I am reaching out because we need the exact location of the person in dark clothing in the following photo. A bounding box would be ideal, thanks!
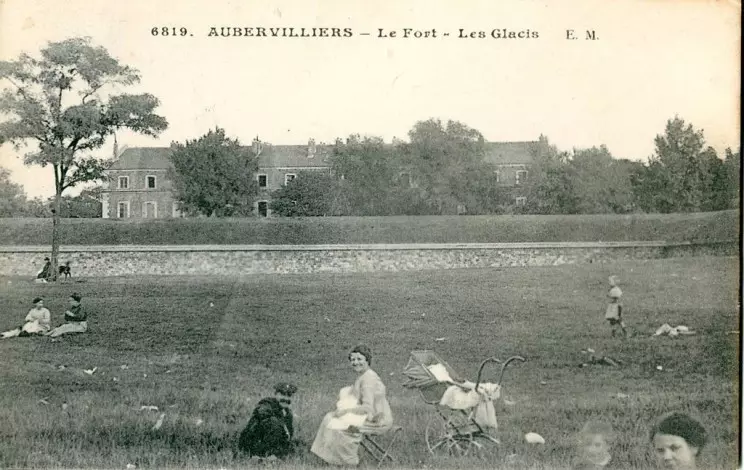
[36,257,51,282]
[46,292,88,337]
[238,383,298,459]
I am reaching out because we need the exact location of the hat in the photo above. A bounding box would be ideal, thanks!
[609,286,623,298]
[608,276,618,287]
[274,382,298,397]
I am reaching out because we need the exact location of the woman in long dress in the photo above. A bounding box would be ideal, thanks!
[311,344,393,466]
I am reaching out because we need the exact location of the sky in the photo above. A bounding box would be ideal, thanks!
[0,0,740,198]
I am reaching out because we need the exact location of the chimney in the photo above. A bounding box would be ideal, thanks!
[112,133,118,159]
[252,136,263,156]
[307,138,316,158]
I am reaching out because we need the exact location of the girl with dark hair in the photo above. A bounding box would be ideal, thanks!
[650,412,707,470]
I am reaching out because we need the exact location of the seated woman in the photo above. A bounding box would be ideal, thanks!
[46,292,88,338]
[1,297,51,338]
[311,345,393,466]
[35,257,51,283]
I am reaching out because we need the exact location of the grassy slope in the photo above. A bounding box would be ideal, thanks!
[0,257,739,469]
[0,210,738,245]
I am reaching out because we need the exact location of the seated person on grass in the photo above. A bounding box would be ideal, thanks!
[35,257,51,283]
[46,292,88,338]
[1,297,51,338]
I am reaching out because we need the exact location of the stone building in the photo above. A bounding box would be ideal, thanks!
[102,139,533,218]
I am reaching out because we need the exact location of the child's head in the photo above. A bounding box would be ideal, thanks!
[32,297,44,308]
[273,382,297,407]
[609,286,622,302]
[69,292,82,306]
[578,421,614,463]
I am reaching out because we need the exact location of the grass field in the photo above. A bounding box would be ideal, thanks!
[0,257,739,469]
[0,210,738,245]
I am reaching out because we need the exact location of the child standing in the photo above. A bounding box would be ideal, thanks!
[573,420,619,470]
[605,276,627,338]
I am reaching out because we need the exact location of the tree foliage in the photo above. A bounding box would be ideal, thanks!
[269,170,337,217]
[404,119,496,214]
[169,128,259,217]
[0,37,167,276]
[329,135,403,215]
[0,166,29,217]
[632,116,733,213]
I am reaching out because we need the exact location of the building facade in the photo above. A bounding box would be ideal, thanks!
[102,139,533,218]
[102,148,179,219]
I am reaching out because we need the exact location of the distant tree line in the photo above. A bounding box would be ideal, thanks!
[0,167,103,218]
[267,116,740,216]
[2,116,738,218]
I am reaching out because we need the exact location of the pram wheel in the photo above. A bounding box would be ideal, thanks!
[425,409,498,457]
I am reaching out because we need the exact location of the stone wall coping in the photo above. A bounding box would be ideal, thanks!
[0,240,735,253]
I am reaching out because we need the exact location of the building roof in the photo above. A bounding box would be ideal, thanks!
[107,140,535,171]
[108,147,173,170]
[483,141,535,166]
[258,143,332,168]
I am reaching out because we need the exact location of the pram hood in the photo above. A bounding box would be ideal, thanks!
[402,350,464,389]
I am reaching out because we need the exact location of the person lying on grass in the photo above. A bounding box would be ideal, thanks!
[46,292,88,338]
[237,382,299,460]
[1,297,51,338]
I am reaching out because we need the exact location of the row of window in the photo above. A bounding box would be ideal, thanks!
[116,170,527,192]
[118,175,157,190]
[499,169,528,185]
[116,201,184,218]
[259,170,528,188]
[115,196,526,219]
[257,173,295,188]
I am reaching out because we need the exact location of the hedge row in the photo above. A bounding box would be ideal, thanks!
[0,211,737,245]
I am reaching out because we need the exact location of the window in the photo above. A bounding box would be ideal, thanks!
[117,201,130,218]
[515,196,527,207]
[143,201,157,218]
[146,175,157,189]
[118,176,129,189]
[284,173,297,186]
[516,170,528,185]
[172,202,183,218]
[257,201,268,217]
[258,174,268,188]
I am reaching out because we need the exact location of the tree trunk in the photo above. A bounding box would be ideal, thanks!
[49,190,61,282]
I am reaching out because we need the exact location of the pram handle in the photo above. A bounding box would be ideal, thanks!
[474,357,501,391]
[474,355,527,391]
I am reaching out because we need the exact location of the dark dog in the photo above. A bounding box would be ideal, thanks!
[59,262,71,280]
[238,383,298,459]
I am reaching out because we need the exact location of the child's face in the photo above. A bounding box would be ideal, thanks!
[34,300,44,309]
[69,297,80,307]
[581,434,610,462]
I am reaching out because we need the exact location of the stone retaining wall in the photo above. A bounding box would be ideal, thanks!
[0,241,736,277]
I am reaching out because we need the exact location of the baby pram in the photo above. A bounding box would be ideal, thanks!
[403,350,525,456]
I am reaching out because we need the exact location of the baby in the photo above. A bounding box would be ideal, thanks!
[573,421,618,470]
[326,386,368,431]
